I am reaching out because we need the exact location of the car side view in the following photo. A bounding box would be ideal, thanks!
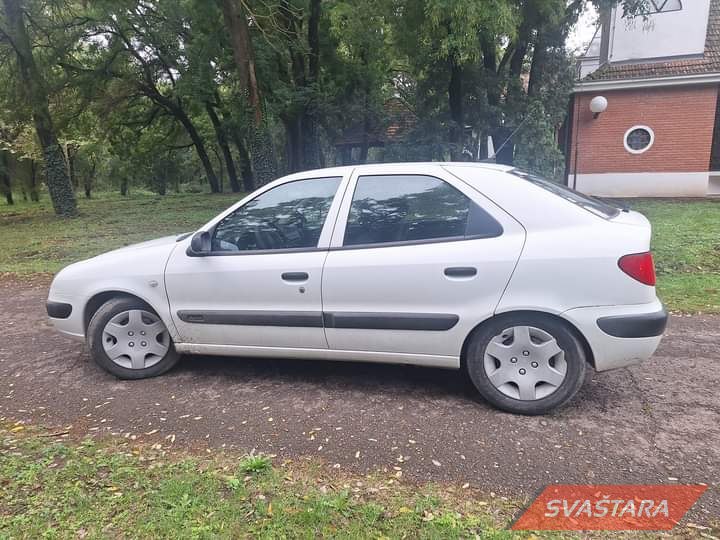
[47,163,668,415]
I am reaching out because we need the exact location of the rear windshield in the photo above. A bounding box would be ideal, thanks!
[509,169,621,219]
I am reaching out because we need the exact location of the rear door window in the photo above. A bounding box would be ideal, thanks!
[343,174,502,247]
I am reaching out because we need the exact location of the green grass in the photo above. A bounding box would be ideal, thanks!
[0,191,240,275]
[632,200,720,313]
[0,424,524,539]
[0,192,718,313]
[3,424,713,539]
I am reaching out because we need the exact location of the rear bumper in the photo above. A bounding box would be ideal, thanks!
[562,300,666,372]
[597,309,668,338]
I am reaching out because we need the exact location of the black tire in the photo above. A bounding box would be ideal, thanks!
[87,297,180,380]
[465,313,587,415]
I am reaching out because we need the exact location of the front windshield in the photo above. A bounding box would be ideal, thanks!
[509,169,621,219]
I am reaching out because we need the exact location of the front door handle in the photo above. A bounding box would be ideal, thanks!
[282,272,309,282]
[444,267,477,278]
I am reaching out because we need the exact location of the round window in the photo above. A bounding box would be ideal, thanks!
[624,126,654,154]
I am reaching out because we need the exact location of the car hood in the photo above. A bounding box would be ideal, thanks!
[98,235,180,257]
[50,235,183,299]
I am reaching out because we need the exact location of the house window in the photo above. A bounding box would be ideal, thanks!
[648,0,682,13]
[624,126,655,154]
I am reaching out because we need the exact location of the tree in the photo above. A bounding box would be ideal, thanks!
[221,0,277,184]
[0,150,12,204]
[0,0,77,216]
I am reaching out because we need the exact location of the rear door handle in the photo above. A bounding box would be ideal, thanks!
[444,267,477,278]
[282,272,309,282]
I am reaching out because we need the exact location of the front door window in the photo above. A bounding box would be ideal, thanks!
[213,177,342,252]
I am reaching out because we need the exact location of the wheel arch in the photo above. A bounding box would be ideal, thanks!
[83,290,157,333]
[460,310,596,370]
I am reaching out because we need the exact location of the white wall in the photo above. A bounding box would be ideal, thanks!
[569,172,711,197]
[609,0,711,63]
[578,56,601,79]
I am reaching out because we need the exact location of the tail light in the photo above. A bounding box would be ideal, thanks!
[618,252,656,286]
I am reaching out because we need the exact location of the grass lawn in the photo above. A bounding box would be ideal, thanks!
[632,199,720,313]
[2,423,712,539]
[0,191,240,275]
[0,423,524,539]
[0,193,718,313]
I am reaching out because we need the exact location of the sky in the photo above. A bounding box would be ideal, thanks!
[568,5,600,54]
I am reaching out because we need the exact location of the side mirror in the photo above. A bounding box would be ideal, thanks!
[188,231,211,256]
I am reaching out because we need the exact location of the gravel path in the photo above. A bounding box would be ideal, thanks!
[2,277,718,523]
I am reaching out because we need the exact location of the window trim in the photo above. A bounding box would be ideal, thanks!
[189,175,348,257]
[329,233,503,252]
[335,172,503,250]
[624,125,655,155]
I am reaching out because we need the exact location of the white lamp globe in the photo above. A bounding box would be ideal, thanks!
[590,95,608,115]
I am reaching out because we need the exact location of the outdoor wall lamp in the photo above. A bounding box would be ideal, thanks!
[590,95,608,119]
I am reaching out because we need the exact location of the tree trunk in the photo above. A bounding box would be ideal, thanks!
[248,127,277,186]
[212,146,224,193]
[528,30,546,98]
[481,35,501,108]
[28,160,39,202]
[66,143,78,189]
[172,105,221,193]
[231,132,255,192]
[206,103,241,192]
[221,0,262,124]
[0,152,13,205]
[301,0,323,170]
[3,0,77,216]
[221,0,277,184]
[448,58,464,159]
[283,116,303,173]
[84,159,95,198]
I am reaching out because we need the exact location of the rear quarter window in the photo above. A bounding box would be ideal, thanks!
[510,170,621,219]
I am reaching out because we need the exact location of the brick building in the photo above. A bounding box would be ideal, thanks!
[568,0,720,197]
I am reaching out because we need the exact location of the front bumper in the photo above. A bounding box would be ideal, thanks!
[46,293,86,341]
[562,300,666,372]
[46,301,73,319]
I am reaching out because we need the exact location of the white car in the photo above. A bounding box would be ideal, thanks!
[47,163,667,415]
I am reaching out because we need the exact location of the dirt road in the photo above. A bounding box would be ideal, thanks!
[2,277,718,522]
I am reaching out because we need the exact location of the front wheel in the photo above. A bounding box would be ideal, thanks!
[465,314,587,415]
[87,297,180,379]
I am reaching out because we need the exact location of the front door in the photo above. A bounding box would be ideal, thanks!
[166,175,345,350]
[321,166,525,359]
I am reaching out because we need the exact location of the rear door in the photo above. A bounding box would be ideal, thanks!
[321,165,525,358]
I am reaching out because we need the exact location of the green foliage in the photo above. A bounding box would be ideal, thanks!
[0,0,657,202]
[238,453,273,475]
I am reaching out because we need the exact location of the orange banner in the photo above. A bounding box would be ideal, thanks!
[512,484,707,531]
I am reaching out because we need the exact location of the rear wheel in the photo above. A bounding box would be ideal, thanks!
[465,314,586,415]
[87,297,180,379]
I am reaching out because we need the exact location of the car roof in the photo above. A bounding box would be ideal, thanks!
[285,162,514,180]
